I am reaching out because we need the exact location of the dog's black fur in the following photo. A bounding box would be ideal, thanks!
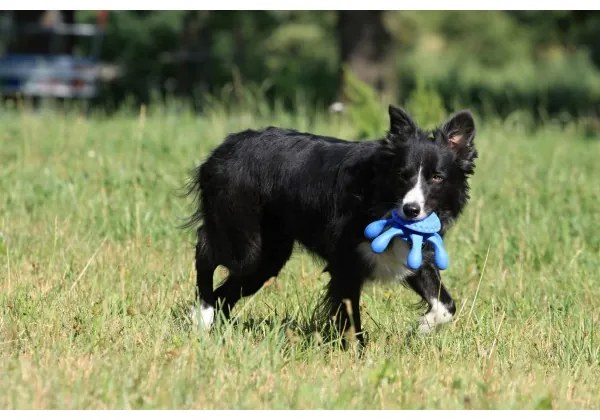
[187,105,477,345]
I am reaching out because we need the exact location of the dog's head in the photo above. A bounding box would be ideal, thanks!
[380,105,478,226]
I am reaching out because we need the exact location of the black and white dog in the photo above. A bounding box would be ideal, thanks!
[187,105,477,345]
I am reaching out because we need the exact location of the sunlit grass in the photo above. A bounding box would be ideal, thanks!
[0,101,598,408]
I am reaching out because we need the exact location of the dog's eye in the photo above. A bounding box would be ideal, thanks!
[431,173,445,183]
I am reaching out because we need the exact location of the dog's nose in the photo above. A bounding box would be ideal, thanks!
[402,202,421,219]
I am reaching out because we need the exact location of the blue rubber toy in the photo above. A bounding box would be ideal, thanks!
[364,210,449,270]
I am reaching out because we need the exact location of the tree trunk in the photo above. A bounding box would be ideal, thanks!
[177,11,213,97]
[337,11,395,100]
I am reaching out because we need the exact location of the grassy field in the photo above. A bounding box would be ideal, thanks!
[0,102,599,409]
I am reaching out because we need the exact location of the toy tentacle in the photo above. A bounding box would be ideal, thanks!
[406,234,423,270]
[370,226,404,253]
[427,233,449,270]
[364,219,391,239]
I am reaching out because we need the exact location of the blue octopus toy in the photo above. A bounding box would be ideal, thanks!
[364,210,449,270]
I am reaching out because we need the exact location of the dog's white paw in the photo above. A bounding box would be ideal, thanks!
[189,300,214,331]
[417,298,453,335]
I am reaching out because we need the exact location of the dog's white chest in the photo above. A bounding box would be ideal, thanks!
[359,238,414,282]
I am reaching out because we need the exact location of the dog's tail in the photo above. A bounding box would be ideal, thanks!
[181,164,204,230]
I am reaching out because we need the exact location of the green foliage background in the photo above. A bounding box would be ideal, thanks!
[72,11,600,117]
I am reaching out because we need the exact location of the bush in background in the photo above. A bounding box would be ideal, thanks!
[65,11,600,119]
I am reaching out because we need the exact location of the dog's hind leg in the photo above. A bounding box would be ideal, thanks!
[213,232,294,320]
[191,226,218,330]
[405,263,456,334]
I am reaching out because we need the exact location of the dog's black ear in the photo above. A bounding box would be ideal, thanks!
[441,110,476,153]
[441,110,477,172]
[388,105,417,136]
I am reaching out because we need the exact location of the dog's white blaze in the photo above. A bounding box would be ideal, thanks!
[418,298,453,334]
[402,166,427,219]
[190,300,215,330]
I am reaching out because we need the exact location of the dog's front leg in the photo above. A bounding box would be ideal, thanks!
[325,257,370,347]
[405,262,456,334]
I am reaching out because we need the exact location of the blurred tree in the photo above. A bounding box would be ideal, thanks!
[388,10,600,116]
[66,10,600,116]
[511,11,600,67]
[78,11,186,104]
[161,11,213,97]
[262,11,338,104]
[337,11,395,100]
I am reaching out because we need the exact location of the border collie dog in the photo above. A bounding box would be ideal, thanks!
[187,105,477,345]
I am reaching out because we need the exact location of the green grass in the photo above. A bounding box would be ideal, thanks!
[0,102,599,409]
